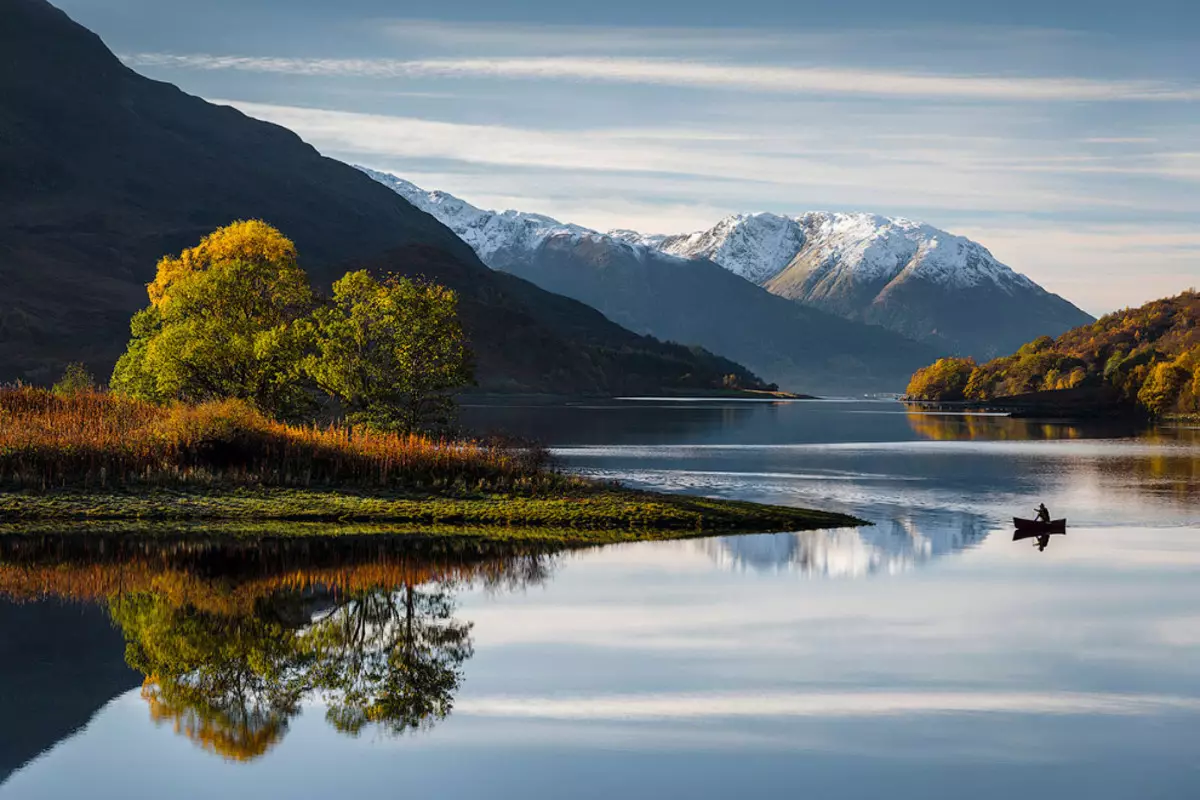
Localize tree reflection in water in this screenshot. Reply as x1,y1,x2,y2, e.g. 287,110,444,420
308,585,473,737
906,410,1200,506
905,409,1092,442
114,593,304,761
0,534,558,762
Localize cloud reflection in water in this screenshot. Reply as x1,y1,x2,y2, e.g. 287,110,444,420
697,511,989,577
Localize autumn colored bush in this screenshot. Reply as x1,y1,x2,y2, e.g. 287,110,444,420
905,357,976,401
0,386,554,492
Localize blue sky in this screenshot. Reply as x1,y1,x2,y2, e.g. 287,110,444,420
61,0,1199,313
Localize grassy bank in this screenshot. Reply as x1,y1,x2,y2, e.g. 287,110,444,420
0,388,862,540
0,486,860,543
0,485,856,530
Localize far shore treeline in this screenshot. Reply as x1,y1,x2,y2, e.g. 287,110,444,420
906,291,1200,417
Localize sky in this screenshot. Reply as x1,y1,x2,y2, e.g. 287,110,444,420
59,0,1200,314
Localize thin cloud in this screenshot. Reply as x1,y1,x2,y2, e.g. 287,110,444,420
375,19,798,53
124,53,1200,102
1082,137,1161,144
457,690,1200,720
219,100,1108,213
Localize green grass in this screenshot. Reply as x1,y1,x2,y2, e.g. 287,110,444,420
0,486,864,544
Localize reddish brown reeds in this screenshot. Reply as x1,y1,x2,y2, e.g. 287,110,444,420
0,387,555,492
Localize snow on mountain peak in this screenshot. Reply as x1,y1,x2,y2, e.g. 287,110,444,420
360,167,597,266
363,167,1035,294
790,211,1034,291
634,209,1035,292
615,212,805,285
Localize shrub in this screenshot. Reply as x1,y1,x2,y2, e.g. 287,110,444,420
51,362,96,396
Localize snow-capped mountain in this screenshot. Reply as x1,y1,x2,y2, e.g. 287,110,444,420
621,212,1093,358
367,168,1091,361
617,211,1035,292
364,168,937,394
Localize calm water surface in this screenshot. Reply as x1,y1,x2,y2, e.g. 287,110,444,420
2,400,1198,799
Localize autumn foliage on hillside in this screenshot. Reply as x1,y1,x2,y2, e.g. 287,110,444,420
906,291,1200,415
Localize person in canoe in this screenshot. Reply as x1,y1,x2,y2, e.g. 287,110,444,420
1034,503,1051,524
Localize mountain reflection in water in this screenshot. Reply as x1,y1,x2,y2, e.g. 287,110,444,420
698,511,989,576
0,534,560,763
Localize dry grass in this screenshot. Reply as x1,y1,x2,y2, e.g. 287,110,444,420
0,387,556,493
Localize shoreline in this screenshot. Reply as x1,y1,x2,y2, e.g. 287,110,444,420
0,486,864,544
462,388,816,403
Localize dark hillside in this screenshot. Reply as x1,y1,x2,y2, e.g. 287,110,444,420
496,234,937,393
0,0,766,393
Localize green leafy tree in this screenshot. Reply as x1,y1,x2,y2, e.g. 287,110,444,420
111,221,316,418
1138,361,1191,415
307,271,474,434
51,362,96,396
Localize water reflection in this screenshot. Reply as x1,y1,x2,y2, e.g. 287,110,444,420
905,410,1094,441
0,534,559,762
1013,529,1067,553
698,511,989,576
461,397,769,446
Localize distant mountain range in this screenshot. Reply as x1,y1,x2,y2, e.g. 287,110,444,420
366,171,938,394
620,212,1094,359
0,0,768,395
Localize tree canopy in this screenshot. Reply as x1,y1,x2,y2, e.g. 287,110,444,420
111,221,473,430
308,271,473,434
112,221,316,416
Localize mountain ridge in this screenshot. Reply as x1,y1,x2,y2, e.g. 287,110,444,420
365,170,939,394
620,211,1094,359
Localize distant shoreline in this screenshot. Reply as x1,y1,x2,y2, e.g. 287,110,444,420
461,388,817,402
901,388,1146,421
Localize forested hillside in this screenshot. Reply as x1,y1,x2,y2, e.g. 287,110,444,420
906,291,1200,415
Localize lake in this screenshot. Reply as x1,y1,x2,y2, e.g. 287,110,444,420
2,399,1198,799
